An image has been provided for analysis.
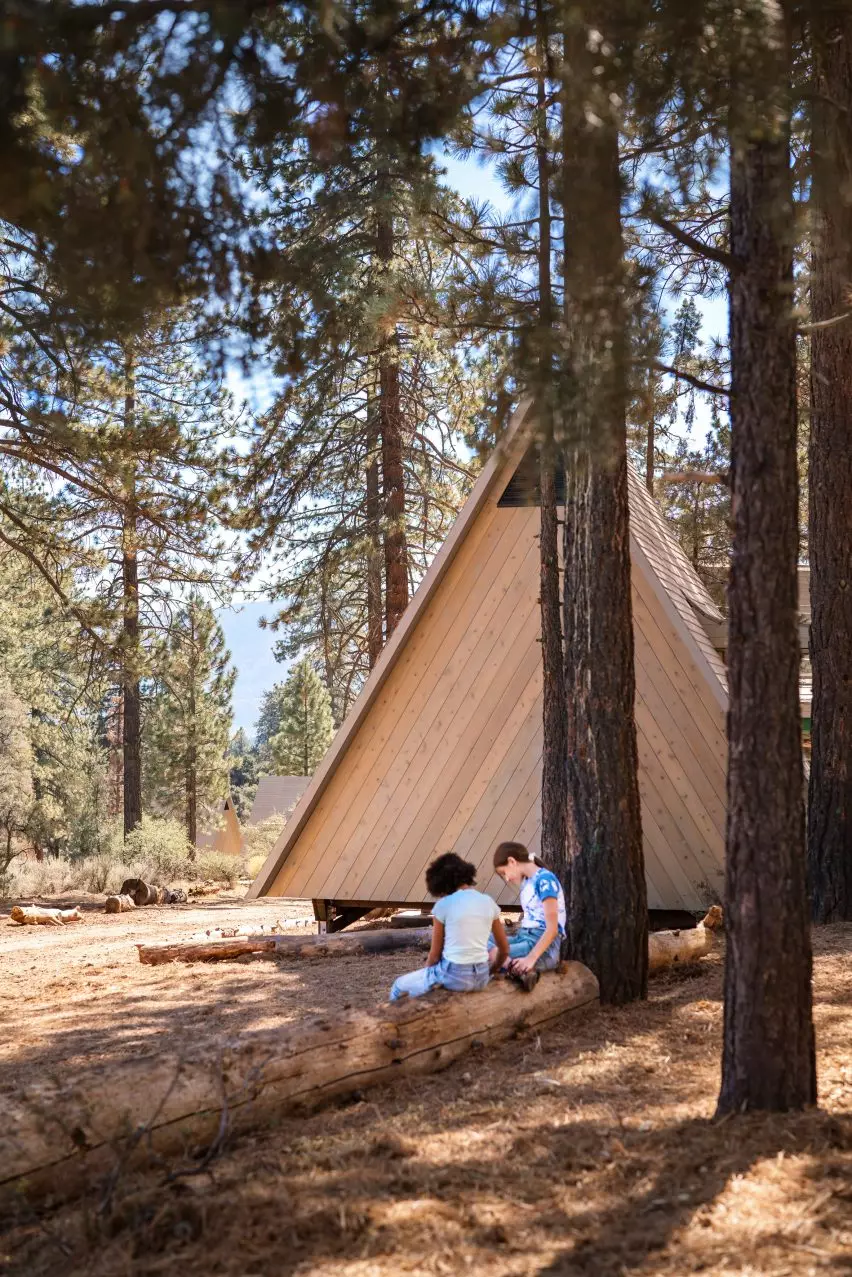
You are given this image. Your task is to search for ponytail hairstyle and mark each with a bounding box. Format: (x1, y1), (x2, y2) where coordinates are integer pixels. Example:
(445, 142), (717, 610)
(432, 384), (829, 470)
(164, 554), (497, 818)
(493, 841), (540, 869)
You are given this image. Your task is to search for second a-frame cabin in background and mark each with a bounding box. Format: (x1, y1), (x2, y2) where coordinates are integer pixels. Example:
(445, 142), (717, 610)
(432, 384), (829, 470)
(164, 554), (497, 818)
(249, 402), (729, 925)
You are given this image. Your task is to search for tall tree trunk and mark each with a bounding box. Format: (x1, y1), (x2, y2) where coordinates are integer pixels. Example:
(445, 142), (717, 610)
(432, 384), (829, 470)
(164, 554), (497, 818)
(807, 5), (852, 922)
(717, 9), (815, 1113)
(366, 387), (383, 669)
(559, 11), (647, 1004)
(186, 685), (197, 851)
(122, 352), (142, 837)
(536, 6), (568, 879)
(377, 207), (408, 639)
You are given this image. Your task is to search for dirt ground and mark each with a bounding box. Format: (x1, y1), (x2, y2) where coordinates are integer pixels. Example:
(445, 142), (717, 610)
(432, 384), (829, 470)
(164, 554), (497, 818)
(2, 896), (852, 1277)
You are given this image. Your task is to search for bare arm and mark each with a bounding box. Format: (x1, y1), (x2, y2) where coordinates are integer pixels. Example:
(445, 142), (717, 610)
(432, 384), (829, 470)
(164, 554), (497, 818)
(512, 897), (559, 973)
(426, 918), (444, 967)
(489, 916), (510, 969)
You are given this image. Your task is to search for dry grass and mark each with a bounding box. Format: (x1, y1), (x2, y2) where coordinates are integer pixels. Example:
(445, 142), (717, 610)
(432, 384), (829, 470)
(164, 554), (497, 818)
(2, 906), (852, 1277)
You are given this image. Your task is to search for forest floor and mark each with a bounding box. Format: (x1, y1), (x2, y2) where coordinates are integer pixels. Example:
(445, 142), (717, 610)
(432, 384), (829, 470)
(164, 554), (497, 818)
(2, 897), (852, 1277)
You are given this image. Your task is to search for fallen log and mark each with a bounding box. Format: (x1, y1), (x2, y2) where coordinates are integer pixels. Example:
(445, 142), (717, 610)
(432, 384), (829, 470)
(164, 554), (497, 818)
(104, 894), (136, 914)
(648, 906), (723, 973)
(0, 961), (598, 1203)
(137, 926), (433, 965)
(139, 909), (724, 971)
(9, 905), (81, 926)
(120, 878), (186, 906)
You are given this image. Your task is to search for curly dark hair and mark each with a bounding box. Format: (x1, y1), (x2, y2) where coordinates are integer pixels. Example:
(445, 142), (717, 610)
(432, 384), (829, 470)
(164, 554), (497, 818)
(425, 852), (477, 898)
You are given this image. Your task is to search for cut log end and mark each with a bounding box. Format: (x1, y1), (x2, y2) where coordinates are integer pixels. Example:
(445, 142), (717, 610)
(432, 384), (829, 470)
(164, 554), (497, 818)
(104, 894), (137, 914)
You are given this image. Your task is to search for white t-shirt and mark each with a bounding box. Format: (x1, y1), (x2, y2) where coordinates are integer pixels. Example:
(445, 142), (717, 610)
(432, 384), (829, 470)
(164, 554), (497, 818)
(432, 888), (501, 964)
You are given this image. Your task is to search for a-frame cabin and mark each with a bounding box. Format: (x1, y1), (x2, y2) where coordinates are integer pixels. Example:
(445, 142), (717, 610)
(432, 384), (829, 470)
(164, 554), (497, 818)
(249, 403), (729, 923)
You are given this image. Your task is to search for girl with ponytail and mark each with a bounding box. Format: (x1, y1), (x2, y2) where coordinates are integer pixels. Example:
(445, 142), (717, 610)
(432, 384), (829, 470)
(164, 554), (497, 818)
(490, 842), (565, 986)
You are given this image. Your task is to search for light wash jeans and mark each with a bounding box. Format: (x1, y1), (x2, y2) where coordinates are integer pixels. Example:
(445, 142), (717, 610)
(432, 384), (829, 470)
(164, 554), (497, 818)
(389, 957), (491, 1002)
(489, 925), (562, 971)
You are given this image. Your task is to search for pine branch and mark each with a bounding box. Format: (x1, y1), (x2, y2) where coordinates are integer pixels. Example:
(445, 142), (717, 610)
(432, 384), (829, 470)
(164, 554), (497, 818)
(651, 361), (730, 398)
(640, 203), (738, 272)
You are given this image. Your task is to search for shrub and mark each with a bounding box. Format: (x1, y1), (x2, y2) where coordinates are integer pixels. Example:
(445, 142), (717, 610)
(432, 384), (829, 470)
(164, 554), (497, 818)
(197, 850), (241, 886)
(2, 855), (76, 899)
(244, 852), (267, 881)
(241, 813), (287, 863)
(122, 816), (195, 881)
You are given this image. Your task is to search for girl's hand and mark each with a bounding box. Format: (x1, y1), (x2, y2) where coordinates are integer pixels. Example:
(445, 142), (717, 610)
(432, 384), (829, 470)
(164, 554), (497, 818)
(511, 955), (536, 975)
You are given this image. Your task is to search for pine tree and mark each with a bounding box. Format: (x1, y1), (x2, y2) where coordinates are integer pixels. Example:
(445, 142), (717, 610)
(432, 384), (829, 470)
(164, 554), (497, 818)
(0, 676), (35, 876)
(717, 0), (815, 1114)
(269, 659), (335, 777)
(144, 599), (235, 847)
(229, 728), (260, 820)
(557, 3), (648, 1005)
(237, 1), (486, 701)
(806, 3), (852, 922)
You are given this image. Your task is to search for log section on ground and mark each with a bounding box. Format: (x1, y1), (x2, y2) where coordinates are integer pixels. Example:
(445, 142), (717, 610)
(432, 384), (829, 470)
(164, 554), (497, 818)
(137, 908), (724, 969)
(137, 925), (434, 965)
(8, 905), (82, 926)
(0, 961), (599, 1202)
(647, 906), (723, 973)
(104, 894), (136, 914)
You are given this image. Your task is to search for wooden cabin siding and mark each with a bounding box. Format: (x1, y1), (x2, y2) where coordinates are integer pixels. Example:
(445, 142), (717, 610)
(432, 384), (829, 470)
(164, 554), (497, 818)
(266, 472), (727, 911)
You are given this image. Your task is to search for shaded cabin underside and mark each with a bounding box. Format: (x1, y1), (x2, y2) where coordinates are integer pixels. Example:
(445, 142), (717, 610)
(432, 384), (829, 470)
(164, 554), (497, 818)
(258, 441), (729, 914)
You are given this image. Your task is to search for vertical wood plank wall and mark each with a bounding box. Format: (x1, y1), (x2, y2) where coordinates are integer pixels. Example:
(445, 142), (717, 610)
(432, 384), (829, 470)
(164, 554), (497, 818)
(268, 471), (729, 911)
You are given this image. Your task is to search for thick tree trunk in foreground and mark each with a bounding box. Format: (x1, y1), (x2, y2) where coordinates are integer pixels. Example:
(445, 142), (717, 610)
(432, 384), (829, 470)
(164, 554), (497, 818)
(121, 354), (142, 836)
(536, 10), (568, 881)
(807, 7), (852, 922)
(377, 209), (408, 639)
(718, 17), (816, 1113)
(1, 963), (599, 1202)
(560, 22), (647, 1003)
(366, 399), (384, 669)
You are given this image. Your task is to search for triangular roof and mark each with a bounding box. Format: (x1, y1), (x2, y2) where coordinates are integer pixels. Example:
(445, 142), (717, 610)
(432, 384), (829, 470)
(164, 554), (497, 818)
(248, 402), (728, 912)
(248, 775), (312, 826)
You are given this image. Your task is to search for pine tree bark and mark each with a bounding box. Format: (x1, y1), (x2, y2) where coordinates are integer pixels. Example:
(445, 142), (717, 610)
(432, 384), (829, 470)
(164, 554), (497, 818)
(121, 353), (142, 836)
(377, 207), (408, 638)
(186, 617), (198, 851)
(717, 12), (815, 1113)
(559, 13), (647, 1004)
(807, 5), (852, 922)
(366, 390), (383, 669)
(536, 7), (568, 879)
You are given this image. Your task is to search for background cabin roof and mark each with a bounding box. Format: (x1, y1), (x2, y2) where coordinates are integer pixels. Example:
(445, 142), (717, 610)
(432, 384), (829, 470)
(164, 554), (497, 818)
(248, 775), (311, 825)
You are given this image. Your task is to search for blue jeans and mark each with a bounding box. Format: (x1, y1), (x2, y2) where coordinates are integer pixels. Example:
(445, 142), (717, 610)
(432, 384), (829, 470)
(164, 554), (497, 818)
(389, 957), (491, 1002)
(489, 926), (562, 971)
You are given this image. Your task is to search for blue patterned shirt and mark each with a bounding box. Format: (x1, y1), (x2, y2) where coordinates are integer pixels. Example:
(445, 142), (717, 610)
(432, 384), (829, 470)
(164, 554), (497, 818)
(519, 867), (566, 936)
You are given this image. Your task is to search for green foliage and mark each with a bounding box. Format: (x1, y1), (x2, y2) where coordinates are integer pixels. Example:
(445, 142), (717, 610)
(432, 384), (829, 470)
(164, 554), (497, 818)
(122, 815), (195, 879)
(144, 600), (236, 839)
(229, 728), (260, 820)
(197, 850), (241, 886)
(241, 812), (288, 864)
(269, 659), (335, 777)
(0, 677), (34, 874)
